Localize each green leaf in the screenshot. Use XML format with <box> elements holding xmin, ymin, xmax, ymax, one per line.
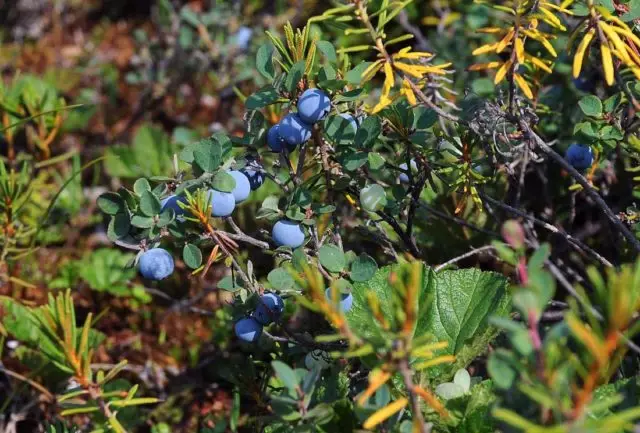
<box><xmin>183</xmin><ymin>244</ymin><xmax>202</xmax><ymax>269</ymax></box>
<box><xmin>133</xmin><ymin>178</ymin><xmax>151</xmax><ymax>195</ymax></box>
<box><xmin>272</xmin><ymin>361</ymin><xmax>299</xmax><ymax>393</ymax></box>
<box><xmin>285</xmin><ymin>61</ymin><xmax>306</xmax><ymax>93</ymax></box>
<box><xmin>318</xmin><ymin>244</ymin><xmax>346</xmax><ymax>273</ymax></box>
<box><xmin>355</xmin><ymin>116</ymin><xmax>381</xmax><ymax>148</ymax></box>
<box><xmin>346</xmin><ymin>264</ymin><xmax>510</xmax><ymax>381</ymax></box>
<box><xmin>218</xmin><ymin>275</ymin><xmax>242</xmax><ymax>292</ymax></box>
<box><xmin>193</xmin><ymin>144</ymin><xmax>222</xmax><ymax>173</ymax></box>
<box><xmin>578</xmin><ymin>95</ymin><xmax>603</xmax><ymax>117</ymax></box>
<box><xmin>246</xmin><ymin>86</ymin><xmax>281</xmax><ymax>110</ymax></box>
<box><xmin>139</xmin><ymin>191</ymin><xmax>161</xmax><ymax>216</ymax></box>
<box><xmin>316</xmin><ymin>41</ymin><xmax>337</xmax><ymax>62</ymax></box>
<box><xmin>324</xmin><ymin>115</ymin><xmax>356</xmax><ymax>146</ymax></box>
<box><xmin>346</xmin><ymin>62</ymin><xmax>373</xmax><ymax>84</ymax></box>
<box><xmin>130</xmin><ymin>215</ymin><xmax>154</xmax><ymax>228</ymax></box>
<box><xmin>268</xmin><ymin>268</ymin><xmax>295</xmax><ymax>291</ymax></box>
<box><xmin>212</xmin><ymin>171</ymin><xmax>236</xmax><ymax>193</ymax></box>
<box><xmin>487</xmin><ymin>349</ymin><xmax>517</xmax><ymax>390</ymax></box>
<box><xmin>350</xmin><ymin>254</ymin><xmax>378</xmax><ymax>282</ymax></box>
<box><xmin>108</xmin><ymin>214</ymin><xmax>131</xmax><ymax>240</ymax></box>
<box><xmin>368</xmin><ymin>152</ymin><xmax>385</xmax><ymax>170</ymax></box>
<box><xmin>359</xmin><ymin>184</ymin><xmax>387</xmax><ymax>212</ymax></box>
<box><xmin>97</xmin><ymin>192</ymin><xmax>125</xmax><ymax>215</ymax></box>
<box><xmin>256</xmin><ymin>44</ymin><xmax>275</xmax><ymax>80</ymax></box>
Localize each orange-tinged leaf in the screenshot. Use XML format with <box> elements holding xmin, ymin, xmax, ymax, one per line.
<box><xmin>567</xmin><ymin>314</ymin><xmax>607</xmax><ymax>367</ymax></box>
<box><xmin>494</xmin><ymin>60</ymin><xmax>511</xmax><ymax>84</ymax></box>
<box><xmin>414</xmin><ymin>386</ymin><xmax>449</xmax><ymax>418</ymax></box>
<box><xmin>600</xmin><ymin>40</ymin><xmax>615</xmax><ymax>85</ymax></box>
<box><xmin>362</xmin><ymin>398</ymin><xmax>409</xmax><ymax>429</ymax></box>
<box><xmin>357</xmin><ymin>369</ymin><xmax>392</xmax><ymax>406</ymax></box>
<box><xmin>496</xmin><ymin>29</ymin><xmax>515</xmax><ymax>53</ymax></box>
<box><xmin>514</xmin><ymin>74</ymin><xmax>534</xmax><ymax>99</ymax></box>
<box><xmin>573</xmin><ymin>29</ymin><xmax>595</xmax><ymax>78</ymax></box>
<box><xmin>468</xmin><ymin>61</ymin><xmax>503</xmax><ymax>71</ymax></box>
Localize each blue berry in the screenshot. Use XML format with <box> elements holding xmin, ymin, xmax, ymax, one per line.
<box><xmin>234</xmin><ymin>26</ymin><xmax>253</xmax><ymax>50</ymax></box>
<box><xmin>161</xmin><ymin>195</ymin><xmax>186</xmax><ymax>216</ymax></box>
<box><xmin>235</xmin><ymin>317</ymin><xmax>263</xmax><ymax>343</ymax></box>
<box><xmin>279</xmin><ymin>114</ymin><xmax>312</xmax><ymax>147</ymax></box>
<box><xmin>297</xmin><ymin>88</ymin><xmax>331</xmax><ymax>124</ymax></box>
<box><xmin>325</xmin><ymin>288</ymin><xmax>353</xmax><ymax>313</ymax></box>
<box><xmin>339</xmin><ymin>113</ymin><xmax>358</xmax><ymax>133</ymax></box>
<box><xmin>208</xmin><ymin>189</ymin><xmax>236</xmax><ymax>217</ymax></box>
<box><xmin>228</xmin><ymin>170</ymin><xmax>251</xmax><ymax>203</ymax></box>
<box><xmin>573</xmin><ymin>75</ymin><xmax>594</xmax><ymax>92</ymax></box>
<box><xmin>139</xmin><ymin>248</ymin><xmax>174</xmax><ymax>280</ymax></box>
<box><xmin>267</xmin><ymin>124</ymin><xmax>292</xmax><ymax>152</ymax></box>
<box><xmin>253</xmin><ymin>293</ymin><xmax>285</xmax><ymax>325</ymax></box>
<box><xmin>399</xmin><ymin>159</ymin><xmax>418</xmax><ymax>183</ymax></box>
<box><xmin>272</xmin><ymin>220</ymin><xmax>306</xmax><ymax>248</ymax></box>
<box><xmin>240</xmin><ymin>160</ymin><xmax>265</xmax><ymax>190</ymax></box>
<box><xmin>565</xmin><ymin>144</ymin><xmax>593</xmax><ymax>171</ymax></box>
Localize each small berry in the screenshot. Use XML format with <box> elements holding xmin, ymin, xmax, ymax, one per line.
<box><xmin>208</xmin><ymin>189</ymin><xmax>236</xmax><ymax>217</ymax></box>
<box><xmin>228</xmin><ymin>170</ymin><xmax>251</xmax><ymax>203</ymax></box>
<box><xmin>267</xmin><ymin>124</ymin><xmax>292</xmax><ymax>152</ymax></box>
<box><xmin>253</xmin><ymin>293</ymin><xmax>285</xmax><ymax>325</ymax></box>
<box><xmin>272</xmin><ymin>220</ymin><xmax>306</xmax><ymax>249</ymax></box>
<box><xmin>325</xmin><ymin>288</ymin><xmax>353</xmax><ymax>312</ymax></box>
<box><xmin>234</xmin><ymin>26</ymin><xmax>253</xmax><ymax>50</ymax></box>
<box><xmin>235</xmin><ymin>317</ymin><xmax>263</xmax><ymax>343</ymax></box>
<box><xmin>565</xmin><ymin>144</ymin><xmax>593</xmax><ymax>171</ymax></box>
<box><xmin>297</xmin><ymin>88</ymin><xmax>331</xmax><ymax>124</ymax></box>
<box><xmin>279</xmin><ymin>114</ymin><xmax>312</xmax><ymax>147</ymax></box>
<box><xmin>339</xmin><ymin>113</ymin><xmax>358</xmax><ymax>133</ymax></box>
<box><xmin>161</xmin><ymin>195</ymin><xmax>186</xmax><ymax>216</ymax></box>
<box><xmin>399</xmin><ymin>159</ymin><xmax>418</xmax><ymax>183</ymax></box>
<box><xmin>240</xmin><ymin>160</ymin><xmax>266</xmax><ymax>190</ymax></box>
<box><xmin>139</xmin><ymin>248</ymin><xmax>174</xmax><ymax>280</ymax></box>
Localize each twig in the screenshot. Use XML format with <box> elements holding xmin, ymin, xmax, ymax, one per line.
<box><xmin>434</xmin><ymin>245</ymin><xmax>496</xmax><ymax>271</ymax></box>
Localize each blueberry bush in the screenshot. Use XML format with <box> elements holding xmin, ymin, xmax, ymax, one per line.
<box><xmin>2</xmin><ymin>0</ymin><xmax>640</xmax><ymax>432</ymax></box>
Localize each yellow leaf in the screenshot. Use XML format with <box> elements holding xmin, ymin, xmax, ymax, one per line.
<box><xmin>401</xmin><ymin>78</ymin><xmax>417</xmax><ymax>105</ymax></box>
<box><xmin>573</xmin><ymin>28</ymin><xmax>595</xmax><ymax>78</ymax></box>
<box><xmin>371</xmin><ymin>62</ymin><xmax>395</xmax><ymax>113</ymax></box>
<box><xmin>414</xmin><ymin>355</ymin><xmax>456</xmax><ymax>371</ymax></box>
<box><xmin>357</xmin><ymin>369</ymin><xmax>391</xmax><ymax>406</ymax></box>
<box><xmin>361</xmin><ymin>59</ymin><xmax>384</xmax><ymax>83</ymax></box>
<box><xmin>611</xmin><ymin>25</ymin><xmax>640</xmax><ymax>49</ymax></box>
<box><xmin>566</xmin><ymin>314</ymin><xmax>607</xmax><ymax>366</ymax></box>
<box><xmin>600</xmin><ymin>40</ymin><xmax>615</xmax><ymax>85</ymax></box>
<box><xmin>414</xmin><ymin>386</ymin><xmax>449</xmax><ymax>419</ymax></box>
<box><xmin>394</xmin><ymin>62</ymin><xmax>450</xmax><ymax>77</ymax></box>
<box><xmin>539</xmin><ymin>36</ymin><xmax>558</xmax><ymax>58</ymax></box>
<box><xmin>625</xmin><ymin>44</ymin><xmax>640</xmax><ymax>67</ymax></box>
<box><xmin>514</xmin><ymin>73</ymin><xmax>534</xmax><ymax>99</ymax></box>
<box><xmin>393</xmin><ymin>47</ymin><xmax>434</xmax><ymax>60</ymax></box>
<box><xmin>539</xmin><ymin>6</ymin><xmax>566</xmax><ymax>31</ymax></box>
<box><xmin>515</xmin><ymin>38</ymin><xmax>525</xmax><ymax>64</ymax></box>
<box><xmin>411</xmin><ymin>341</ymin><xmax>449</xmax><ymax>358</ymax></box>
<box><xmin>541</xmin><ymin>1</ymin><xmax>574</xmax><ymax>15</ymax></box>
<box><xmin>473</xmin><ymin>42</ymin><xmax>499</xmax><ymax>55</ymax></box>
<box><xmin>496</xmin><ymin>28</ymin><xmax>515</xmax><ymax>53</ymax></box>
<box><xmin>477</xmin><ymin>27</ymin><xmax>504</xmax><ymax>34</ymax></box>
<box><xmin>494</xmin><ymin>60</ymin><xmax>511</xmax><ymax>84</ymax></box>
<box><xmin>600</xmin><ymin>21</ymin><xmax>631</xmax><ymax>63</ymax></box>
<box><xmin>468</xmin><ymin>61</ymin><xmax>503</xmax><ymax>71</ymax></box>
<box><xmin>362</xmin><ymin>398</ymin><xmax>409</xmax><ymax>429</ymax></box>
<box><xmin>527</xmin><ymin>55</ymin><xmax>553</xmax><ymax>73</ymax></box>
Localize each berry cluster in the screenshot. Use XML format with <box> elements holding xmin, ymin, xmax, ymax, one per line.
<box><xmin>235</xmin><ymin>293</ymin><xmax>285</xmax><ymax>342</ymax></box>
<box><xmin>137</xmin><ymin>160</ymin><xmax>265</xmax><ymax>281</ymax></box>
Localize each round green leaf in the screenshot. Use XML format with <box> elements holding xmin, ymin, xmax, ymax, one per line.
<box><xmin>318</xmin><ymin>244</ymin><xmax>346</xmax><ymax>273</ymax></box>
<box><xmin>487</xmin><ymin>350</ymin><xmax>517</xmax><ymax>390</ymax></box>
<box><xmin>268</xmin><ymin>268</ymin><xmax>295</xmax><ymax>291</ymax></box>
<box><xmin>139</xmin><ymin>191</ymin><xmax>161</xmax><ymax>216</ymax></box>
<box><xmin>133</xmin><ymin>178</ymin><xmax>151</xmax><ymax>195</ymax></box>
<box><xmin>578</xmin><ymin>95</ymin><xmax>603</xmax><ymax>117</ymax></box>
<box><xmin>183</xmin><ymin>244</ymin><xmax>202</xmax><ymax>269</ymax></box>
<box><xmin>212</xmin><ymin>171</ymin><xmax>236</xmax><ymax>193</ymax></box>
<box><xmin>359</xmin><ymin>184</ymin><xmax>387</xmax><ymax>212</ymax></box>
<box><xmin>107</xmin><ymin>213</ymin><xmax>130</xmax><ymax>240</ymax></box>
<box><xmin>350</xmin><ymin>253</ymin><xmax>378</xmax><ymax>282</ymax></box>
<box><xmin>97</xmin><ymin>192</ymin><xmax>125</xmax><ymax>215</ymax></box>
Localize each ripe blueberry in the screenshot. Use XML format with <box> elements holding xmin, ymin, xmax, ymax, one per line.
<box><xmin>399</xmin><ymin>159</ymin><xmax>418</xmax><ymax>183</ymax></box>
<box><xmin>253</xmin><ymin>293</ymin><xmax>285</xmax><ymax>325</ymax></box>
<box><xmin>297</xmin><ymin>88</ymin><xmax>331</xmax><ymax>124</ymax></box>
<box><xmin>267</xmin><ymin>124</ymin><xmax>293</xmax><ymax>152</ymax></box>
<box><xmin>139</xmin><ymin>248</ymin><xmax>174</xmax><ymax>280</ymax></box>
<box><xmin>339</xmin><ymin>113</ymin><xmax>358</xmax><ymax>133</ymax></box>
<box><xmin>207</xmin><ymin>189</ymin><xmax>236</xmax><ymax>217</ymax></box>
<box><xmin>228</xmin><ymin>170</ymin><xmax>251</xmax><ymax>203</ymax></box>
<box><xmin>565</xmin><ymin>144</ymin><xmax>593</xmax><ymax>171</ymax></box>
<box><xmin>161</xmin><ymin>194</ymin><xmax>186</xmax><ymax>216</ymax></box>
<box><xmin>234</xmin><ymin>26</ymin><xmax>253</xmax><ymax>50</ymax></box>
<box><xmin>272</xmin><ymin>220</ymin><xmax>305</xmax><ymax>249</ymax></box>
<box><xmin>279</xmin><ymin>114</ymin><xmax>312</xmax><ymax>147</ymax></box>
<box><xmin>240</xmin><ymin>160</ymin><xmax>265</xmax><ymax>190</ymax></box>
<box><xmin>235</xmin><ymin>317</ymin><xmax>263</xmax><ymax>343</ymax></box>
<box><xmin>325</xmin><ymin>288</ymin><xmax>353</xmax><ymax>312</ymax></box>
